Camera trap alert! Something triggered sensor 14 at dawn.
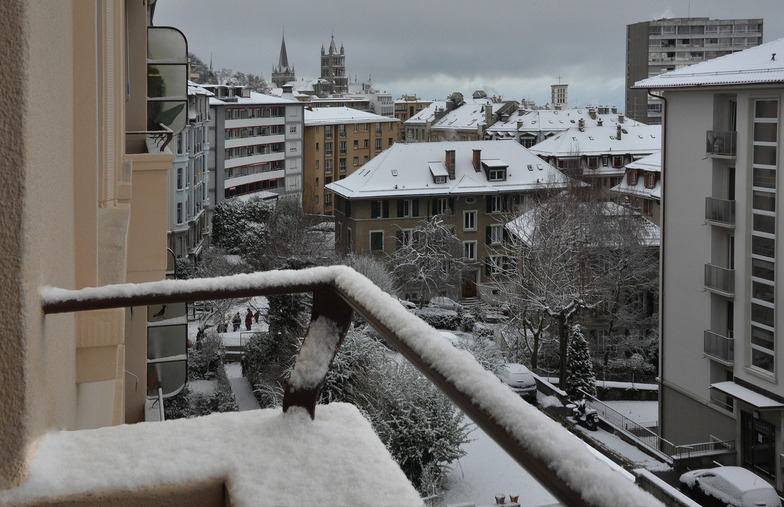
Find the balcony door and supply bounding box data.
[741,410,776,480]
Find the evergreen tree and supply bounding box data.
[565,324,596,400]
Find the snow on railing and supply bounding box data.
[41,266,661,507]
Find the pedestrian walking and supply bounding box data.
[245,308,253,331]
[232,312,241,332]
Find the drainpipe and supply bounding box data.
[648,89,667,440]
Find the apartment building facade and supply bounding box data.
[168,81,212,260]
[610,151,661,226]
[326,141,571,302]
[303,107,399,215]
[204,84,305,204]
[636,38,784,490]
[626,17,763,125]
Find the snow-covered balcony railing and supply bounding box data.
[706,130,736,158]
[704,263,735,296]
[705,196,736,227]
[704,330,734,366]
[40,266,660,507]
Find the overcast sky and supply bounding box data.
[154,1,784,110]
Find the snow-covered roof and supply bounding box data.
[326,140,572,199]
[529,124,661,158]
[429,100,502,131]
[711,381,784,409]
[610,152,662,201]
[209,90,301,107]
[487,107,645,136]
[187,81,214,97]
[506,201,660,248]
[0,404,422,506]
[404,101,449,125]
[304,107,398,125]
[635,37,784,89]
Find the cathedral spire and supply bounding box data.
[278,30,289,69]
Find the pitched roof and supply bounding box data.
[635,37,784,89]
[610,151,661,201]
[529,124,661,157]
[326,140,571,199]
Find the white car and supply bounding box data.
[679,466,781,507]
[428,296,462,312]
[497,363,537,403]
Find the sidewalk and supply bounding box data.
[224,363,260,411]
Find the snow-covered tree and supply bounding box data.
[211,196,272,256]
[565,324,596,401]
[387,216,468,305]
[491,190,659,385]
[343,253,397,297]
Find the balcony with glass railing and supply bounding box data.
[704,330,734,365]
[706,130,737,157]
[705,197,736,227]
[705,264,735,296]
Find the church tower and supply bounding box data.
[319,34,347,95]
[271,31,295,89]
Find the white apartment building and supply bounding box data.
[203,84,304,204]
[168,81,212,260]
[636,38,784,490]
[627,17,763,125]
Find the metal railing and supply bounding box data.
[706,130,737,157]
[705,197,736,227]
[705,263,735,296]
[704,330,734,365]
[41,266,659,507]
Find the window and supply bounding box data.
[463,211,477,231]
[487,195,503,213]
[627,170,638,186]
[485,256,507,276]
[177,168,183,189]
[339,124,347,137]
[353,157,359,166]
[289,125,297,134]
[325,125,333,139]
[645,172,657,188]
[375,139,382,152]
[371,200,390,218]
[396,229,413,249]
[750,98,777,374]
[364,139,369,149]
[370,231,383,251]
[176,202,183,224]
[316,142,319,151]
[354,140,359,150]
[339,159,346,172]
[339,141,347,155]
[488,224,503,244]
[612,155,624,168]
[487,168,506,181]
[643,199,653,216]
[325,159,332,174]
[464,241,477,260]
[587,156,599,169]
[325,142,333,156]
[434,197,451,215]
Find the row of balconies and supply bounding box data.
[703,128,737,366]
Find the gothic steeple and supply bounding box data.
[272,29,295,89]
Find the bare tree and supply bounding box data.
[387,216,469,305]
[490,190,659,385]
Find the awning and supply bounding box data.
[711,381,784,409]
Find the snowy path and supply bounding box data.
[225,363,260,411]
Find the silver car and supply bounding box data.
[679,466,781,507]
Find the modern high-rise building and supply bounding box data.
[626,18,763,125]
[636,37,784,489]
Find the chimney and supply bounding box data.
[485,105,492,127]
[616,125,622,140]
[589,108,596,120]
[473,149,482,172]
[578,118,585,131]
[611,106,618,114]
[618,113,625,123]
[597,118,603,126]
[445,149,456,180]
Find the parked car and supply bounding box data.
[679,466,781,507]
[428,296,463,312]
[497,363,537,403]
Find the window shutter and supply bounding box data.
[397,200,404,217]
[396,230,404,249]
[346,200,352,218]
[503,227,509,243]
[383,200,390,218]
[448,198,455,213]
[371,201,379,218]
[432,199,438,216]
[486,197,492,214]
[412,199,419,217]
[485,226,492,244]
[485,258,491,276]
[503,195,508,212]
